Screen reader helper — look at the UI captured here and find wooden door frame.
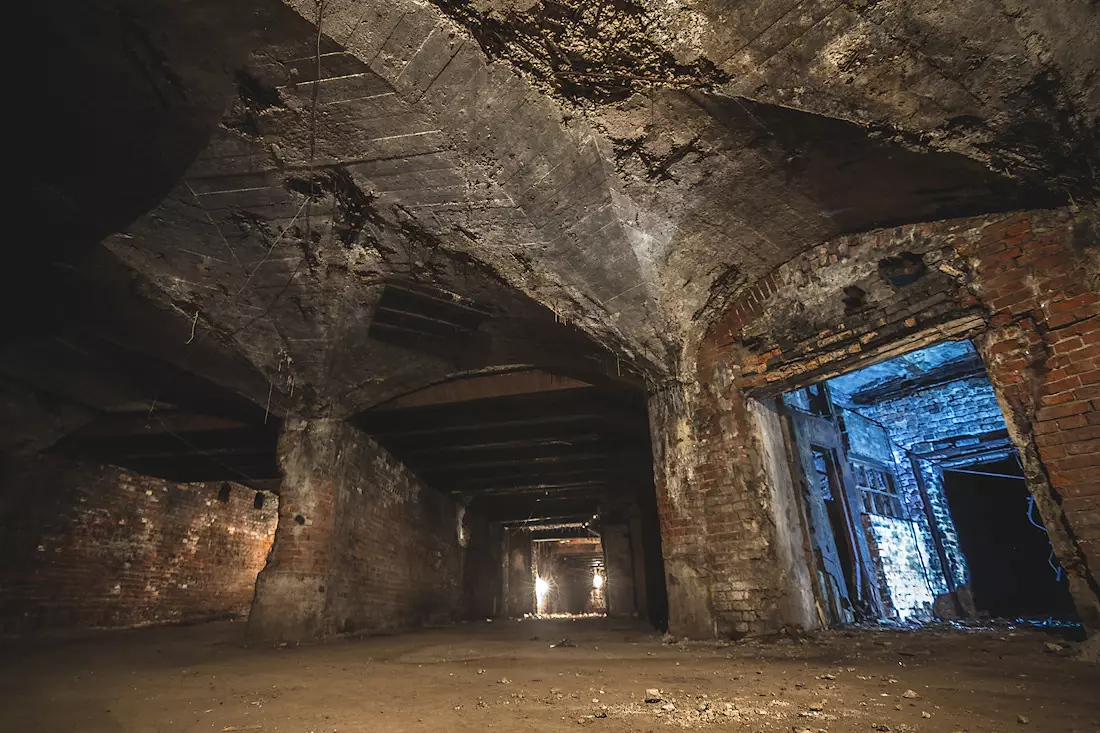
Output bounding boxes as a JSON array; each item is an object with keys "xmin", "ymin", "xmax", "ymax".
[{"xmin": 783, "ymin": 403, "xmax": 885, "ymax": 623}]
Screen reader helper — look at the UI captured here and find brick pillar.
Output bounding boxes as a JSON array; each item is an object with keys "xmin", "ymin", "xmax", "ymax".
[
  {"xmin": 601, "ymin": 524, "xmax": 636, "ymax": 616},
  {"xmin": 963, "ymin": 212, "xmax": 1100, "ymax": 633},
  {"xmin": 247, "ymin": 419, "xmax": 338, "ymax": 643},
  {"xmin": 650, "ymin": 364, "xmax": 816, "ymax": 639},
  {"xmin": 649, "ymin": 385, "xmax": 717, "ymax": 637},
  {"xmin": 978, "ymin": 321, "xmax": 1100, "ymax": 631},
  {"xmin": 503, "ymin": 528, "xmax": 533, "ymax": 617}
]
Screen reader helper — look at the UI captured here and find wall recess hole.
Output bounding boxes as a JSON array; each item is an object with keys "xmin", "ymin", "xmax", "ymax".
[
  {"xmin": 842, "ymin": 285, "xmax": 867, "ymax": 314},
  {"xmin": 878, "ymin": 252, "xmax": 927, "ymax": 287}
]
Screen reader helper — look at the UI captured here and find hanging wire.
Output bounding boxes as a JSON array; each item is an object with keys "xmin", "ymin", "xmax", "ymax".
[{"xmin": 1026, "ymin": 495, "xmax": 1064, "ymax": 582}]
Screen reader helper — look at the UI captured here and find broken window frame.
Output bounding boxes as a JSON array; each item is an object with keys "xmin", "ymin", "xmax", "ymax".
[{"xmin": 850, "ymin": 460, "xmax": 904, "ymax": 519}]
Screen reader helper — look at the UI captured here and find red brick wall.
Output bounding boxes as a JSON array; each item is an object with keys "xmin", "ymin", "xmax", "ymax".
[
  {"xmin": 661, "ymin": 206, "xmax": 1099, "ymax": 635},
  {"xmin": 0, "ymin": 456, "xmax": 277, "ymax": 634},
  {"xmin": 324, "ymin": 427, "xmax": 467, "ymax": 634},
  {"xmin": 249, "ymin": 419, "xmax": 471, "ymax": 640},
  {"xmin": 650, "ymin": 377, "xmax": 790, "ymax": 637}
]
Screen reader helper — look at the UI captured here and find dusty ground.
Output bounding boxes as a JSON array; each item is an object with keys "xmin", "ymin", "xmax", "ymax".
[{"xmin": 1, "ymin": 618, "xmax": 1096, "ymax": 733}]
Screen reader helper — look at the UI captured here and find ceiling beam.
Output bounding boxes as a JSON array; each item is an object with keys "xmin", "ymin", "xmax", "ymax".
[
  {"xmin": 416, "ymin": 451, "xmax": 609, "ymax": 473},
  {"xmin": 66, "ymin": 411, "xmax": 248, "ymax": 439},
  {"xmin": 453, "ymin": 480, "xmax": 608, "ymax": 496}
]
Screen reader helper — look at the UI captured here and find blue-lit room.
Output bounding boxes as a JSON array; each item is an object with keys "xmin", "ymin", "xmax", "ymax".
[{"xmin": 782, "ymin": 340, "xmax": 1077, "ymax": 625}]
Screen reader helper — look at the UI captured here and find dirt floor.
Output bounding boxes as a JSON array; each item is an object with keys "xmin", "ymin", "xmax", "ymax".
[{"xmin": 1, "ymin": 618, "xmax": 1097, "ymax": 733}]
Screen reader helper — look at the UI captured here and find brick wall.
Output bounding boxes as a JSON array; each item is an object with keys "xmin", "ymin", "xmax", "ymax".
[
  {"xmin": 461, "ymin": 508, "xmax": 503, "ymax": 620},
  {"xmin": 858, "ymin": 376, "xmax": 1008, "ymax": 453},
  {"xmin": 863, "ymin": 513, "xmax": 937, "ymax": 620},
  {"xmin": 324, "ymin": 424, "xmax": 466, "ymax": 634},
  {"xmin": 853, "ymin": 376, "xmax": 1011, "ymax": 607},
  {"xmin": 661, "ymin": 205, "xmax": 1100, "ymax": 637},
  {"xmin": 0, "ymin": 456, "xmax": 277, "ymax": 635},
  {"xmin": 248, "ymin": 418, "xmax": 474, "ymax": 641},
  {"xmin": 650, "ymin": 379, "xmax": 796, "ymax": 637}
]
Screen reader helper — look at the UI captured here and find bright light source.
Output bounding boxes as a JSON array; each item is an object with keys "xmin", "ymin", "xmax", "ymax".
[
  {"xmin": 592, "ymin": 571, "xmax": 604, "ymax": 589},
  {"xmin": 535, "ymin": 577, "xmax": 550, "ymax": 604}
]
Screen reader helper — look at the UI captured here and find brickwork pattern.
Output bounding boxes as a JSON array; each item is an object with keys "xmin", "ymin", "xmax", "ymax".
[
  {"xmin": 864, "ymin": 377, "xmax": 1008, "ymax": 454},
  {"xmin": 0, "ymin": 456, "xmax": 276, "ymax": 634},
  {"xmin": 325, "ymin": 427, "xmax": 466, "ymax": 634},
  {"xmin": 650, "ymin": 382, "xmax": 787, "ymax": 637},
  {"xmin": 662, "ymin": 206, "xmax": 1099, "ymax": 636},
  {"xmin": 863, "ymin": 513, "xmax": 937, "ymax": 620},
  {"xmin": 854, "ymin": 377, "xmax": 1010, "ymax": 604},
  {"xmin": 251, "ymin": 419, "xmax": 470, "ymax": 639}
]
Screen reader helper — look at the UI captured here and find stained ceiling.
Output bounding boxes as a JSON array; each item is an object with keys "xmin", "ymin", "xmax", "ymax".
[{"xmin": 10, "ymin": 0, "xmax": 1099, "ymax": 487}]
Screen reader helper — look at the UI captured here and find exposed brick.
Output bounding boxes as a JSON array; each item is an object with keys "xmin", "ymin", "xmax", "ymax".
[
  {"xmin": 685, "ymin": 207, "xmax": 1100, "ymax": 634},
  {"xmin": 0, "ymin": 457, "xmax": 277, "ymax": 634}
]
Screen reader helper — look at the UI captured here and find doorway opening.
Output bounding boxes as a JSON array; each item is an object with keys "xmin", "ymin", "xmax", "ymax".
[
  {"xmin": 782, "ymin": 340, "xmax": 1077, "ymax": 625},
  {"xmin": 942, "ymin": 457, "xmax": 1076, "ymax": 620},
  {"xmin": 531, "ymin": 537, "xmax": 607, "ymax": 617}
]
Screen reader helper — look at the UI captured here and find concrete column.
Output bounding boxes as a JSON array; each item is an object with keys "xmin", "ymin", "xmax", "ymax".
[
  {"xmin": 503, "ymin": 528, "xmax": 533, "ymax": 617},
  {"xmin": 247, "ymin": 419, "xmax": 338, "ymax": 643},
  {"xmin": 602, "ymin": 524, "xmax": 636, "ymax": 617}
]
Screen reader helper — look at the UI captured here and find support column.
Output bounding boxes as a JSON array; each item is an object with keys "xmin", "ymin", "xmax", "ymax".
[
  {"xmin": 503, "ymin": 528, "xmax": 533, "ymax": 617},
  {"xmin": 248, "ymin": 417, "xmax": 468, "ymax": 642},
  {"xmin": 601, "ymin": 524, "xmax": 636, "ymax": 616},
  {"xmin": 978, "ymin": 323, "xmax": 1100, "ymax": 633},
  {"xmin": 649, "ymin": 384, "xmax": 721, "ymax": 638},
  {"xmin": 629, "ymin": 516, "xmax": 649, "ymax": 620},
  {"xmin": 247, "ymin": 419, "xmax": 337, "ymax": 643},
  {"xmin": 649, "ymin": 375, "xmax": 816, "ymax": 639}
]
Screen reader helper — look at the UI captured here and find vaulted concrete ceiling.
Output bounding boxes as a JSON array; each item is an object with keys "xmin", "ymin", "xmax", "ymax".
[{"xmin": 25, "ymin": 0, "xmax": 1098, "ymax": 418}]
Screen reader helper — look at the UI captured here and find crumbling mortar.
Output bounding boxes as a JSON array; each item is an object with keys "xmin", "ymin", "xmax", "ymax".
[{"xmin": 430, "ymin": 0, "xmax": 728, "ymax": 105}]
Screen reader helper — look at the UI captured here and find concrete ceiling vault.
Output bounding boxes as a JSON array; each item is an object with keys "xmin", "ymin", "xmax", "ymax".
[{"xmin": 18, "ymin": 0, "xmax": 1099, "ymax": 428}]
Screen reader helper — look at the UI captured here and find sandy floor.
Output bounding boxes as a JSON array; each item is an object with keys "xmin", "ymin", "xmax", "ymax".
[{"xmin": 1, "ymin": 618, "xmax": 1096, "ymax": 733}]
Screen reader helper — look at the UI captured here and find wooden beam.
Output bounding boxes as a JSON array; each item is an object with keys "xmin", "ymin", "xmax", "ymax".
[{"xmin": 66, "ymin": 411, "xmax": 246, "ymax": 439}]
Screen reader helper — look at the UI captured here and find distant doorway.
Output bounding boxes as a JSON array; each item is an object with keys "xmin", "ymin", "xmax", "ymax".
[
  {"xmin": 531, "ymin": 537, "xmax": 606, "ymax": 617},
  {"xmin": 943, "ymin": 458, "xmax": 1076, "ymax": 620}
]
